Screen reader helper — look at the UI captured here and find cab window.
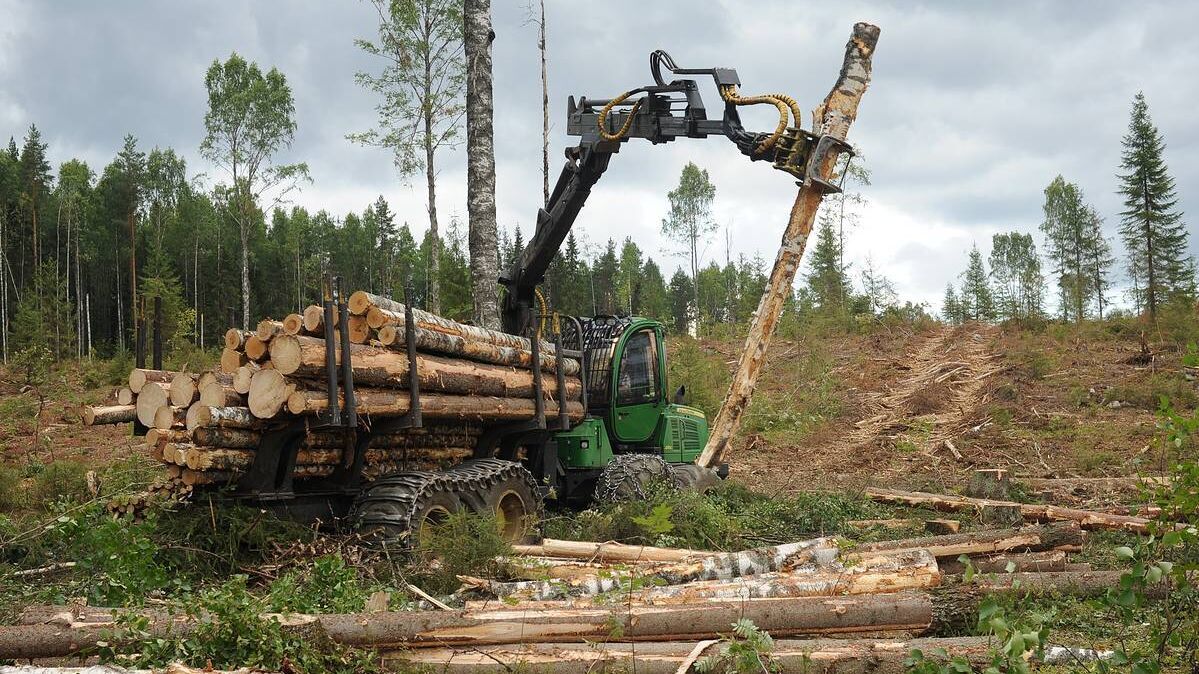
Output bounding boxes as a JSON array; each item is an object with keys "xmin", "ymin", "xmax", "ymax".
[{"xmin": 616, "ymin": 329, "xmax": 659, "ymax": 405}]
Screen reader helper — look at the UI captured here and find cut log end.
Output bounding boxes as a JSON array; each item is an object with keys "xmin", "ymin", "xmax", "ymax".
[
  {"xmin": 302, "ymin": 304, "xmax": 325, "ymax": 333},
  {"xmin": 220, "ymin": 348, "xmax": 249, "ymax": 374},
  {"xmin": 135, "ymin": 383, "xmax": 170, "ymax": 428},
  {"xmin": 168, "ymin": 373, "xmax": 198, "ymax": 407},
  {"xmin": 248, "ymin": 369, "xmax": 295, "ymax": 419},
  {"xmin": 283, "ymin": 313, "xmax": 304, "ymax": 335},
  {"xmin": 256, "ymin": 319, "xmax": 285, "ymax": 342}
]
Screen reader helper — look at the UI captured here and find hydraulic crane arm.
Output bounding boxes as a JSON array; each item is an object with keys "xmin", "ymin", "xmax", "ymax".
[{"xmin": 499, "ymin": 50, "xmax": 851, "ymax": 335}]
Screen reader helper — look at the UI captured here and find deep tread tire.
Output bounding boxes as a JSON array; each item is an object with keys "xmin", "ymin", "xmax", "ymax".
[
  {"xmin": 669, "ymin": 464, "xmax": 721, "ymax": 493},
  {"xmin": 594, "ymin": 454, "xmax": 671, "ymax": 504},
  {"xmin": 352, "ymin": 459, "xmax": 542, "ymax": 546}
]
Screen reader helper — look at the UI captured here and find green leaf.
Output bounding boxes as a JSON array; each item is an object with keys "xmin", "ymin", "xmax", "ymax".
[{"xmin": 1115, "ymin": 546, "xmax": 1135, "ymax": 561}]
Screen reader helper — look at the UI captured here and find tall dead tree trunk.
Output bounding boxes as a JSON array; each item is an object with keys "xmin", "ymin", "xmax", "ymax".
[
  {"xmin": 697, "ymin": 23, "xmax": 880, "ymax": 469},
  {"xmin": 465, "ymin": 0, "xmax": 501, "ymax": 329},
  {"xmin": 538, "ymin": 0, "xmax": 549, "ymax": 206}
]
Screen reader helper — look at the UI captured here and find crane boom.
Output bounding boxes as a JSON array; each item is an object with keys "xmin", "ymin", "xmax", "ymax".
[{"xmin": 498, "ymin": 50, "xmax": 849, "ymax": 335}]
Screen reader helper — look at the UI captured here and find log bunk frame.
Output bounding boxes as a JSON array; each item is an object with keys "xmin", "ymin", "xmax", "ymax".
[{"xmin": 218, "ymin": 275, "xmax": 587, "ymax": 521}]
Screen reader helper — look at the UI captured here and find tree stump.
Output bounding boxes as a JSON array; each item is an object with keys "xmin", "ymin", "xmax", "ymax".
[{"xmin": 967, "ymin": 468, "xmax": 1010, "ymax": 500}]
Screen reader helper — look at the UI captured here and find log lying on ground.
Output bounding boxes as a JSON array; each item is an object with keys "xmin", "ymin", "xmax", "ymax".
[
  {"xmin": 856, "ymin": 522, "xmax": 1084, "ymax": 558},
  {"xmin": 184, "ymin": 405, "xmax": 256, "ymax": 431},
  {"xmin": 865, "ymin": 487, "xmax": 1162, "ymax": 534},
  {"xmin": 286, "ymin": 388, "xmax": 585, "ymax": 422},
  {"xmin": 938, "ymin": 550, "xmax": 1068, "ymax": 574},
  {"xmin": 82, "ymin": 404, "xmax": 136, "ymax": 425},
  {"xmin": 475, "ymin": 538, "xmax": 842, "ymax": 599},
  {"xmin": 373, "ymin": 315, "xmax": 580, "ymax": 376},
  {"xmin": 135, "ymin": 382, "xmax": 169, "ymax": 427},
  {"xmin": 128, "ymin": 368, "xmax": 172, "ymax": 394},
  {"xmin": 472, "ymin": 549, "xmax": 940, "ymax": 604},
  {"xmin": 0, "ymin": 593, "xmax": 934, "ymax": 658},
  {"xmin": 929, "ymin": 570, "xmax": 1158, "ymax": 635},
  {"xmin": 168, "ymin": 373, "xmax": 197, "ymax": 407},
  {"xmin": 386, "ymin": 637, "xmax": 995, "ymax": 674},
  {"xmin": 511, "ymin": 539, "xmax": 707, "ymax": 563},
  {"xmin": 268, "ymin": 335, "xmax": 581, "ymax": 400}
]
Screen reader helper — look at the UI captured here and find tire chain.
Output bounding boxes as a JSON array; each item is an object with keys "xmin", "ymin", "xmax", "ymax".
[
  {"xmin": 352, "ymin": 459, "xmax": 541, "ymax": 545},
  {"xmin": 593, "ymin": 453, "xmax": 672, "ymax": 504}
]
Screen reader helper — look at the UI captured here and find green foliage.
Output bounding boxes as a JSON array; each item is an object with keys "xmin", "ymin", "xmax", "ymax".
[
  {"xmin": 667, "ymin": 337, "xmax": 730, "ymax": 417},
  {"xmin": 1182, "ymin": 343, "xmax": 1199, "ymax": 368},
  {"xmin": 0, "ymin": 465, "xmax": 22, "ymax": 511},
  {"xmin": 1117, "ymin": 92, "xmax": 1195, "ymax": 316},
  {"xmin": 267, "ymin": 555, "xmax": 373, "ymax": 614},
  {"xmin": 409, "ymin": 510, "xmax": 512, "ymax": 595},
  {"xmin": 11, "ymin": 345, "xmax": 53, "ymax": 387},
  {"xmin": 1092, "ymin": 400, "xmax": 1199, "ymax": 674},
  {"xmin": 695, "ymin": 618, "xmax": 779, "ymax": 674},
  {"xmin": 545, "ymin": 481, "xmax": 885, "ymax": 551},
  {"xmin": 102, "ymin": 576, "xmax": 379, "ymax": 673},
  {"xmin": 29, "ymin": 460, "xmax": 90, "ymax": 508},
  {"xmin": 959, "ymin": 245, "xmax": 995, "ymax": 322},
  {"xmin": 990, "ymin": 232, "xmax": 1046, "ymax": 321}
]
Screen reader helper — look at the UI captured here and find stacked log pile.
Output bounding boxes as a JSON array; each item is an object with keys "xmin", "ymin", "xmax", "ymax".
[{"xmin": 79, "ymin": 290, "xmax": 583, "ymax": 489}]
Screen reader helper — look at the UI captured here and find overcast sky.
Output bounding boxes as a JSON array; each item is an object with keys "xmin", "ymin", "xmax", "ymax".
[{"xmin": 1, "ymin": 1, "xmax": 1196, "ymax": 310}]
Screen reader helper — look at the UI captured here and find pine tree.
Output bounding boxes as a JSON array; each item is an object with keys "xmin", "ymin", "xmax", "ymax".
[
  {"xmin": 960, "ymin": 245, "xmax": 994, "ymax": 322},
  {"xmin": 1117, "ymin": 92, "xmax": 1193, "ymax": 317},
  {"xmin": 17, "ymin": 124, "xmax": 51, "ymax": 287},
  {"xmin": 859, "ymin": 254, "xmax": 896, "ymax": 315}
]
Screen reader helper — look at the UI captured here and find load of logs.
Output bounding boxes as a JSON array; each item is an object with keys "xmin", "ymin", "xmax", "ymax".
[{"xmin": 80, "ymin": 290, "xmax": 583, "ymax": 488}]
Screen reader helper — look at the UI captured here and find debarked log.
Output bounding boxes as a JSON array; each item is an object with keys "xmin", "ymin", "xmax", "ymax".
[
  {"xmin": 267, "ymin": 335, "xmax": 581, "ymax": 400},
  {"xmin": 286, "ymin": 388, "xmax": 585, "ymax": 422}
]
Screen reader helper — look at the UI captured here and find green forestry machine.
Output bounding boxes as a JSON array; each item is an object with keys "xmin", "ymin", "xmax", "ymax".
[{"xmin": 237, "ymin": 51, "xmax": 841, "ymax": 542}]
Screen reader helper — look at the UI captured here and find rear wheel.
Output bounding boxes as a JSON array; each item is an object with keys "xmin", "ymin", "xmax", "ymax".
[{"xmin": 594, "ymin": 453, "xmax": 671, "ymax": 504}]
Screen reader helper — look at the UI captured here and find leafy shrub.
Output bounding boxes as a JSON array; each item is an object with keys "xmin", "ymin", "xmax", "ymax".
[
  {"xmin": 268, "ymin": 555, "xmax": 373, "ymax": 614},
  {"xmin": 103, "ymin": 576, "xmax": 378, "ymax": 673}
]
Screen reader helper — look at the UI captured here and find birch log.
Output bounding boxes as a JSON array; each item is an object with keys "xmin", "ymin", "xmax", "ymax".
[
  {"xmin": 698, "ymin": 23, "xmax": 880, "ymax": 468},
  {"xmin": 511, "ymin": 539, "xmax": 706, "ymax": 563},
  {"xmin": 185, "ymin": 405, "xmax": 256, "ymax": 431}
]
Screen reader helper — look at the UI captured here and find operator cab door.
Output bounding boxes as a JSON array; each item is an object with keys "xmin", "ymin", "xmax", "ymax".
[{"xmin": 611, "ymin": 326, "xmax": 665, "ymax": 443}]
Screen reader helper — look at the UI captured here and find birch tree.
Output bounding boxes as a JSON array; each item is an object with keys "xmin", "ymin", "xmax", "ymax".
[
  {"xmin": 465, "ymin": 0, "xmax": 500, "ymax": 328},
  {"xmin": 353, "ymin": 0, "xmax": 465, "ymax": 316},
  {"xmin": 201, "ymin": 52, "xmax": 309, "ymax": 330},
  {"xmin": 662, "ymin": 162, "xmax": 717, "ymax": 330}
]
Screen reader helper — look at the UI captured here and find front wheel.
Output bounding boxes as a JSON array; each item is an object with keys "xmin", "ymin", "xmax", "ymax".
[{"xmin": 594, "ymin": 454, "xmax": 671, "ymax": 504}]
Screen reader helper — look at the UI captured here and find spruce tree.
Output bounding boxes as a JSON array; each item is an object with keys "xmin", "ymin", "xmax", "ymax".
[
  {"xmin": 667, "ymin": 269, "xmax": 694, "ymax": 335},
  {"xmin": 960, "ymin": 245, "xmax": 994, "ymax": 321},
  {"xmin": 1117, "ymin": 92, "xmax": 1193, "ymax": 317},
  {"xmin": 803, "ymin": 217, "xmax": 850, "ymax": 312},
  {"xmin": 942, "ymin": 283, "xmax": 961, "ymax": 325},
  {"xmin": 1083, "ymin": 207, "xmax": 1115, "ymax": 320}
]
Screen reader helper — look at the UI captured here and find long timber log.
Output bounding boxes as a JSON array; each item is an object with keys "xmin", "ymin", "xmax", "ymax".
[
  {"xmin": 471, "ymin": 549, "xmax": 940, "ymax": 604},
  {"xmin": 376, "ymin": 319, "xmax": 580, "ymax": 375},
  {"xmin": 267, "ymin": 335, "xmax": 581, "ymax": 399},
  {"xmin": 351, "ymin": 291, "xmax": 559, "ymax": 355},
  {"xmin": 287, "ymin": 388, "xmax": 585, "ymax": 422},
  {"xmin": 511, "ymin": 539, "xmax": 706, "ymax": 563},
  {"xmin": 0, "ymin": 593, "xmax": 934, "ymax": 658},
  {"xmin": 856, "ymin": 522, "xmax": 1085, "ymax": 558},
  {"xmin": 386, "ymin": 637, "xmax": 995, "ymax": 674},
  {"xmin": 865, "ymin": 487, "xmax": 1163, "ymax": 534}
]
